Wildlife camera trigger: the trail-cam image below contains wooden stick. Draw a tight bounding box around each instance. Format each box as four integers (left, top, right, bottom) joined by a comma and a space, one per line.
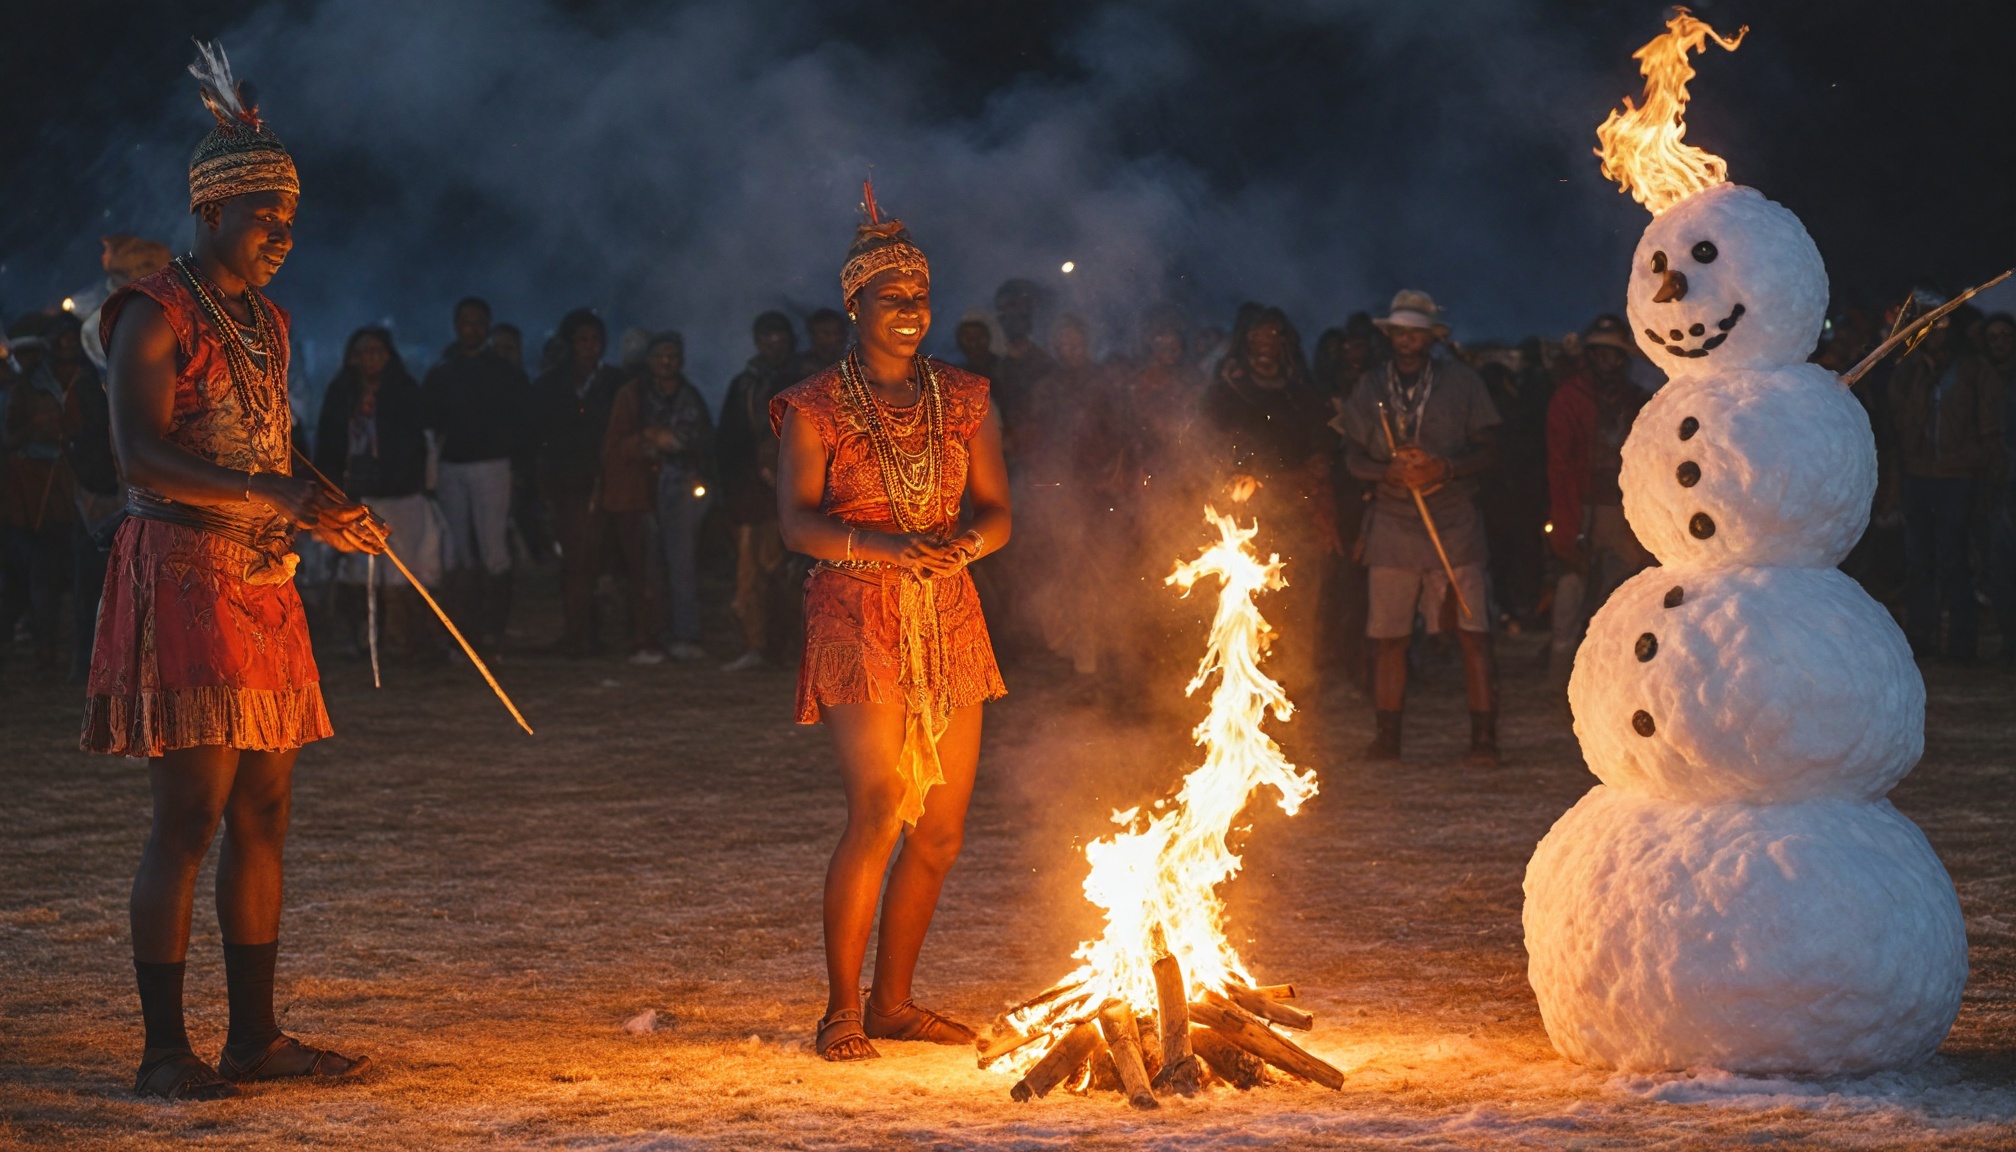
291, 451, 533, 735
1190, 999, 1344, 1090
1250, 984, 1299, 1000
1190, 1027, 1269, 1090
1010, 1020, 1101, 1102
1377, 402, 1473, 621
1842, 269, 2013, 388
1098, 1003, 1158, 1110
1151, 949, 1192, 1072
1221, 985, 1314, 1032
976, 1026, 1040, 1069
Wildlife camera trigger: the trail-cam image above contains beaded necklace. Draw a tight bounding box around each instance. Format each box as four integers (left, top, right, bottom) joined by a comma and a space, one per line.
838, 348, 945, 533
173, 256, 288, 457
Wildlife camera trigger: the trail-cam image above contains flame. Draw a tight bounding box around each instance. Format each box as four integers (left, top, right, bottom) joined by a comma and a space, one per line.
994, 506, 1319, 1071
1595, 9, 1746, 216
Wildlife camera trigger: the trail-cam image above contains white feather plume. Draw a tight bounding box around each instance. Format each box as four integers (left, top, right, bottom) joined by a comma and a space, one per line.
188, 39, 251, 126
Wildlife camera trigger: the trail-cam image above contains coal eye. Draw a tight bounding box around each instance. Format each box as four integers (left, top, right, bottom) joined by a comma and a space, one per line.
1692, 241, 1718, 264
1651, 250, 1668, 274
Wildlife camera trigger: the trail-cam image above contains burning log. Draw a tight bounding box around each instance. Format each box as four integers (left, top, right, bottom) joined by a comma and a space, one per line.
1190, 1026, 1270, 1090
1220, 985, 1315, 1032
1148, 940, 1206, 1097
1098, 1004, 1159, 1110
1189, 999, 1345, 1090
1250, 983, 1298, 1000
1010, 1020, 1102, 1103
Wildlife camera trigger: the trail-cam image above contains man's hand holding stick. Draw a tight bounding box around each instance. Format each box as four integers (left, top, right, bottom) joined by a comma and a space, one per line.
1376, 401, 1473, 622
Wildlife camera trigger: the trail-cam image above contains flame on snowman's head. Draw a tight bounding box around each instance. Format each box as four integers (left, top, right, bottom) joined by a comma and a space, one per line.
1596, 10, 1747, 216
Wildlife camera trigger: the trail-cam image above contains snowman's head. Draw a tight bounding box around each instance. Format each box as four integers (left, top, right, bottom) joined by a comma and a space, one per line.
1627, 183, 1827, 378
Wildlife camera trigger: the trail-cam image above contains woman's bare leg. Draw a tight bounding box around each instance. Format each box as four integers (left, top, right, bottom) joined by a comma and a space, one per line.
819, 702, 909, 1021
870, 704, 982, 1010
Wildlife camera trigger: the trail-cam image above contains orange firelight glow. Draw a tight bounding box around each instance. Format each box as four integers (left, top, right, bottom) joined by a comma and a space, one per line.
993, 506, 1318, 1073
1594, 9, 1747, 216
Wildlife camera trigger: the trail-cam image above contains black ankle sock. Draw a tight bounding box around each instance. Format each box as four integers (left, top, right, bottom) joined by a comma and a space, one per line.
222, 941, 282, 1054
134, 960, 191, 1054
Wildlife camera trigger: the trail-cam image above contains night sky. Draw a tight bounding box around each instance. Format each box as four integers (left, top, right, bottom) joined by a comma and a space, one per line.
3, 0, 2013, 393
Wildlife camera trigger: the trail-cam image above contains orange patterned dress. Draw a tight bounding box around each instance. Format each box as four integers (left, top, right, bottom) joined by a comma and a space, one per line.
81, 265, 330, 757
770, 357, 1005, 824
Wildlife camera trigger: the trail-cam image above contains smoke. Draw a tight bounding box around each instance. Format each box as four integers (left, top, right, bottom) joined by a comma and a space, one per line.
0, 0, 1659, 401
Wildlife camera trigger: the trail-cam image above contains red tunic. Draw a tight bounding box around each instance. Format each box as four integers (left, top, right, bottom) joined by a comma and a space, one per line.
771, 360, 1005, 822
80, 266, 330, 757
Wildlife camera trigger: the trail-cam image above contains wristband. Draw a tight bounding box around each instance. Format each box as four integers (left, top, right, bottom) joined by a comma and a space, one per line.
243, 470, 254, 503
845, 527, 856, 562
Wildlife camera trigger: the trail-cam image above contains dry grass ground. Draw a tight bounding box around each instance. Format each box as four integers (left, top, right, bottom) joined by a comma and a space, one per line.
2, 576, 2013, 1150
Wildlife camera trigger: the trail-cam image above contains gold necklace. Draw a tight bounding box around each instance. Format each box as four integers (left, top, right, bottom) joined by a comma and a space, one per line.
841, 349, 944, 533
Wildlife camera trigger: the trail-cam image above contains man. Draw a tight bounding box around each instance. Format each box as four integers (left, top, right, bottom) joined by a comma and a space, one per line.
1335, 291, 1501, 765
4, 315, 84, 675
796, 307, 847, 379
1981, 313, 2016, 664
532, 308, 627, 656
991, 278, 1055, 441
955, 316, 997, 381
1202, 304, 1338, 704
716, 311, 799, 670
1888, 310, 2003, 662
423, 296, 531, 655
88, 43, 379, 1101
1544, 318, 1652, 691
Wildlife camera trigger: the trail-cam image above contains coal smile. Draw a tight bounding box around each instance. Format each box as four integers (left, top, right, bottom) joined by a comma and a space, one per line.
1645, 302, 1744, 359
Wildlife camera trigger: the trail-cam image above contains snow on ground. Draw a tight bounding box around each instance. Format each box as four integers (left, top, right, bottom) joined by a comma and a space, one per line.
1, 584, 2011, 1150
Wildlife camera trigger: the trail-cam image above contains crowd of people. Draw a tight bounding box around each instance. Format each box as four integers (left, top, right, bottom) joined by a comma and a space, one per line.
6, 244, 2015, 752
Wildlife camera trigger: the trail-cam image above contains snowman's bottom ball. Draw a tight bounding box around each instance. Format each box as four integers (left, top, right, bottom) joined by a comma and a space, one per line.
1522, 786, 1966, 1075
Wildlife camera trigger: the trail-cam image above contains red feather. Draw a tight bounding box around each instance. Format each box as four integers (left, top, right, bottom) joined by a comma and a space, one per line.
862, 180, 881, 225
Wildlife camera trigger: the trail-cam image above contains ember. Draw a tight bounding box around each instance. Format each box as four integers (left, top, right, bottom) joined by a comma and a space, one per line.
980, 504, 1341, 1105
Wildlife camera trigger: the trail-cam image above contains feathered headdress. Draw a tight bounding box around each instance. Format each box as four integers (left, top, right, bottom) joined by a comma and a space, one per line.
840, 180, 929, 305
186, 39, 299, 212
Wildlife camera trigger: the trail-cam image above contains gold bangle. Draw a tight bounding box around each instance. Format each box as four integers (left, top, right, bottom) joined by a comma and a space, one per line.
243, 470, 254, 503
845, 527, 856, 562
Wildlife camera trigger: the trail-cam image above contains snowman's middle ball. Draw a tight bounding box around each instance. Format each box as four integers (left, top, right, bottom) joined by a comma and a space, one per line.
1628, 183, 1826, 378
1570, 565, 1922, 804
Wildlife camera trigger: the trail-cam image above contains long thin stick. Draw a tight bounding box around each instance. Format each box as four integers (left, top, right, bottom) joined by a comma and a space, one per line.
1377, 402, 1473, 621
291, 451, 533, 735
1842, 269, 2012, 388
366, 553, 381, 688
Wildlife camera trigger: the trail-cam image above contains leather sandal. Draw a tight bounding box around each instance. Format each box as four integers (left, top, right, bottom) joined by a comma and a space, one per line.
863, 997, 977, 1046
217, 1035, 370, 1083
135, 1049, 241, 1101
816, 1009, 880, 1062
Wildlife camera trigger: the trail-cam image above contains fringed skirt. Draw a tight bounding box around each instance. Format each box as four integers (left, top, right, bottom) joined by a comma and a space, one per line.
81, 518, 331, 757
797, 565, 1005, 725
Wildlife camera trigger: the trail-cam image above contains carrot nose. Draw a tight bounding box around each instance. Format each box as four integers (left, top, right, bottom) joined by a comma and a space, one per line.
1653, 268, 1689, 303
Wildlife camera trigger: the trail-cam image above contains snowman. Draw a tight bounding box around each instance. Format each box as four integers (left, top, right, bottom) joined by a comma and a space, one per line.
1521, 14, 1968, 1074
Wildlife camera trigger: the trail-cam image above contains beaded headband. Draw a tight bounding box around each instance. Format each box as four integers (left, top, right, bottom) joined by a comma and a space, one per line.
186, 41, 299, 211
840, 181, 929, 306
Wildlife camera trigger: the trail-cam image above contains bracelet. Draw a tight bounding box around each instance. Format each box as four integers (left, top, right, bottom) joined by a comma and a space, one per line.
844, 527, 856, 562
243, 470, 254, 503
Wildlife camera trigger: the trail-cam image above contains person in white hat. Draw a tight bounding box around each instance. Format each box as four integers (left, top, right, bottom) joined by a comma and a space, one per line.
1333, 290, 1503, 765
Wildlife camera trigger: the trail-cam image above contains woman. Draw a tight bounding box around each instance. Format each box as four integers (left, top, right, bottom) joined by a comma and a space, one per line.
601, 330, 714, 663
312, 327, 441, 661
771, 200, 1011, 1061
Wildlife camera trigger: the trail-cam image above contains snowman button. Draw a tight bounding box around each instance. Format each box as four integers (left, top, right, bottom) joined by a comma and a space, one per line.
1689, 512, 1716, 539
1632, 710, 1656, 737
1679, 416, 1699, 440
1676, 461, 1701, 487
1668, 328, 1685, 341
1635, 633, 1657, 661
1689, 323, 1706, 337
1663, 586, 1684, 608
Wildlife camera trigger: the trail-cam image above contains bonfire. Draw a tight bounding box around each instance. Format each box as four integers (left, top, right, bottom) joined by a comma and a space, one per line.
978, 504, 1343, 1107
